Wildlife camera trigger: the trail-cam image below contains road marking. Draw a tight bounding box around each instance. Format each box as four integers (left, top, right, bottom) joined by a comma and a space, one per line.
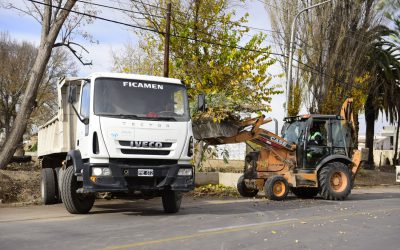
98, 206, 400, 250
198, 218, 299, 233
0, 215, 84, 223
98, 219, 297, 250
202, 199, 258, 205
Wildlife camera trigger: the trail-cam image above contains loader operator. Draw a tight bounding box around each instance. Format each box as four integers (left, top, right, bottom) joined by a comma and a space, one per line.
308, 128, 323, 145
307, 124, 326, 165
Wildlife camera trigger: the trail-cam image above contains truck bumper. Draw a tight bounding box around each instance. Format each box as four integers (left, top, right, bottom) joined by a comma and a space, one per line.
77, 163, 194, 194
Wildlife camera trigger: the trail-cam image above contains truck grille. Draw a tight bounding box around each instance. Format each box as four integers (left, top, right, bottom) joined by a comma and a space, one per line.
110, 158, 177, 166
121, 149, 170, 155
119, 141, 173, 148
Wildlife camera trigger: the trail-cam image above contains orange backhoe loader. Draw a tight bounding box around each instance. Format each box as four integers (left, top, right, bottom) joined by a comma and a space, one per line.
197, 98, 367, 201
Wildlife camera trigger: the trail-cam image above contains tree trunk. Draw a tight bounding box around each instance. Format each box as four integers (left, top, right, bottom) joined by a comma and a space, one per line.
0, 0, 77, 169
194, 141, 205, 171
364, 95, 375, 169
393, 111, 400, 167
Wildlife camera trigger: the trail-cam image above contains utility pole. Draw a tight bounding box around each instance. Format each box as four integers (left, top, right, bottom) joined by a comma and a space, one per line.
286, 0, 332, 116
163, 2, 172, 77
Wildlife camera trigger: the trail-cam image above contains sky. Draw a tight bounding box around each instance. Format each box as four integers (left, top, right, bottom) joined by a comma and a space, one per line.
0, 0, 391, 135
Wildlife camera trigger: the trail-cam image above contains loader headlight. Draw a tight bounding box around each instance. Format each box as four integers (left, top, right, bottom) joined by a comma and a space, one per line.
92, 167, 111, 176
178, 168, 193, 176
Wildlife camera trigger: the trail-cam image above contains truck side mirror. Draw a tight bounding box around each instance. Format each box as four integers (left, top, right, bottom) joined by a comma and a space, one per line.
82, 117, 89, 125
68, 85, 77, 104
197, 93, 206, 112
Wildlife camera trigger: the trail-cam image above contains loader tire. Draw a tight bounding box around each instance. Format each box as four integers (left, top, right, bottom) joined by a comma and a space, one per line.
237, 175, 258, 197
264, 175, 289, 201
162, 190, 182, 213
291, 187, 319, 198
41, 168, 58, 205
61, 166, 95, 214
318, 162, 351, 200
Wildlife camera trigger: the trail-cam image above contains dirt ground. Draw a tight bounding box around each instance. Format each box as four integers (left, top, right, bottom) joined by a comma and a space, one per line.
0, 162, 41, 204
0, 160, 398, 204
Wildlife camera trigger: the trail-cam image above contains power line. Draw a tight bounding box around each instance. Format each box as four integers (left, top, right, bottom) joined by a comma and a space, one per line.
77, 0, 164, 19
128, 0, 168, 11
29, 0, 351, 86
27, 0, 160, 33
126, 0, 288, 35
253, 0, 288, 13
28, 0, 279, 54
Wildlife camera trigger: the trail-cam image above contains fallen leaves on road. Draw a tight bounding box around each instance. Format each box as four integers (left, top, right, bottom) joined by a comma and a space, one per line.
191, 184, 240, 198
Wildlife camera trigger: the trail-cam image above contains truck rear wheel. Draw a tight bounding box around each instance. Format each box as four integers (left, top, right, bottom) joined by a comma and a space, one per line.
264, 175, 289, 201
237, 175, 258, 197
318, 162, 351, 200
61, 166, 95, 214
162, 190, 182, 213
291, 187, 319, 198
41, 168, 58, 204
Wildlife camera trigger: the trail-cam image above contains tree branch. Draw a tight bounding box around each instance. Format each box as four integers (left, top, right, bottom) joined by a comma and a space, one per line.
53, 41, 92, 65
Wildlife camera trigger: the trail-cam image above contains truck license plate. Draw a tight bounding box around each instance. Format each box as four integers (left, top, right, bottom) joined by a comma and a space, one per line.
138, 169, 153, 177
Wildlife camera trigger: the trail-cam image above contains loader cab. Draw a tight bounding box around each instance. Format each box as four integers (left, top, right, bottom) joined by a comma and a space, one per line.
282, 115, 353, 170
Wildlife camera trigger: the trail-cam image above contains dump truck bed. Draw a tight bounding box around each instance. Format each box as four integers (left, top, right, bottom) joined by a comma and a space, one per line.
37, 78, 81, 157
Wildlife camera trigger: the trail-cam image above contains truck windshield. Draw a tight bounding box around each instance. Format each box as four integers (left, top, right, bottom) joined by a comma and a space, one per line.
281, 121, 306, 143
94, 77, 190, 121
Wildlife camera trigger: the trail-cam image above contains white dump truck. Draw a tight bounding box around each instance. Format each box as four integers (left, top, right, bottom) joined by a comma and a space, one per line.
38, 72, 194, 214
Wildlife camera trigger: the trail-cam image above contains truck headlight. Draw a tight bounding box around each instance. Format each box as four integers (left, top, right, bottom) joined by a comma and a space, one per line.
187, 136, 194, 157
178, 168, 192, 176
92, 167, 111, 176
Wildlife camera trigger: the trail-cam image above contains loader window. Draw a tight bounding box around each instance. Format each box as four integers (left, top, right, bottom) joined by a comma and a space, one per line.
282, 121, 305, 144
331, 120, 351, 156
306, 120, 330, 168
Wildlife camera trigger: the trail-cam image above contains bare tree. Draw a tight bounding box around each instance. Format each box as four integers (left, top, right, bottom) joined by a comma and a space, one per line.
0, 0, 81, 168
0, 32, 77, 143
265, 0, 382, 114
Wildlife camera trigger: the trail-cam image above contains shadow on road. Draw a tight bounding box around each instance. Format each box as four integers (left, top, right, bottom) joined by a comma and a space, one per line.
348, 192, 400, 201
90, 191, 400, 216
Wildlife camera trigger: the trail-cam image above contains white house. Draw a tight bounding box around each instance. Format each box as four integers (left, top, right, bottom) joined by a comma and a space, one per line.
359, 125, 400, 166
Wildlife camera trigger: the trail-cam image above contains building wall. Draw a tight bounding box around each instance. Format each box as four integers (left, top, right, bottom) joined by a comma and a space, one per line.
217, 143, 246, 160
373, 150, 396, 166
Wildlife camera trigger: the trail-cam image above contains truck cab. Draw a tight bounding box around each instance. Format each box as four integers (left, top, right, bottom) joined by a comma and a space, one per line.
38, 73, 194, 214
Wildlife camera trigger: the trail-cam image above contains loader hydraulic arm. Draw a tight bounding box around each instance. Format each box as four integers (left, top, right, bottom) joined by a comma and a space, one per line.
340, 97, 355, 132
340, 98, 368, 182
203, 115, 296, 152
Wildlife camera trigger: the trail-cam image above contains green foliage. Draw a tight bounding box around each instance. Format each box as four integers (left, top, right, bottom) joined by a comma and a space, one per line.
198, 145, 230, 172
115, 0, 281, 121
27, 143, 37, 152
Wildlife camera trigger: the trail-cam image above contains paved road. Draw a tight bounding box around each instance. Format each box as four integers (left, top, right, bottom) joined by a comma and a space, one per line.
0, 186, 399, 250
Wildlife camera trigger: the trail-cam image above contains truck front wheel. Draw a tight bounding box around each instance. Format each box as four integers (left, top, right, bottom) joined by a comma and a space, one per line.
61, 166, 95, 214
162, 190, 182, 213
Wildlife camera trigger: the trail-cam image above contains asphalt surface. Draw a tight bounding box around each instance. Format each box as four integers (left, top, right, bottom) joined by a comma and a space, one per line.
0, 186, 399, 250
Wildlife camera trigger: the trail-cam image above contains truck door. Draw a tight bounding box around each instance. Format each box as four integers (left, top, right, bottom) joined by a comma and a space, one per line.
76, 80, 91, 159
